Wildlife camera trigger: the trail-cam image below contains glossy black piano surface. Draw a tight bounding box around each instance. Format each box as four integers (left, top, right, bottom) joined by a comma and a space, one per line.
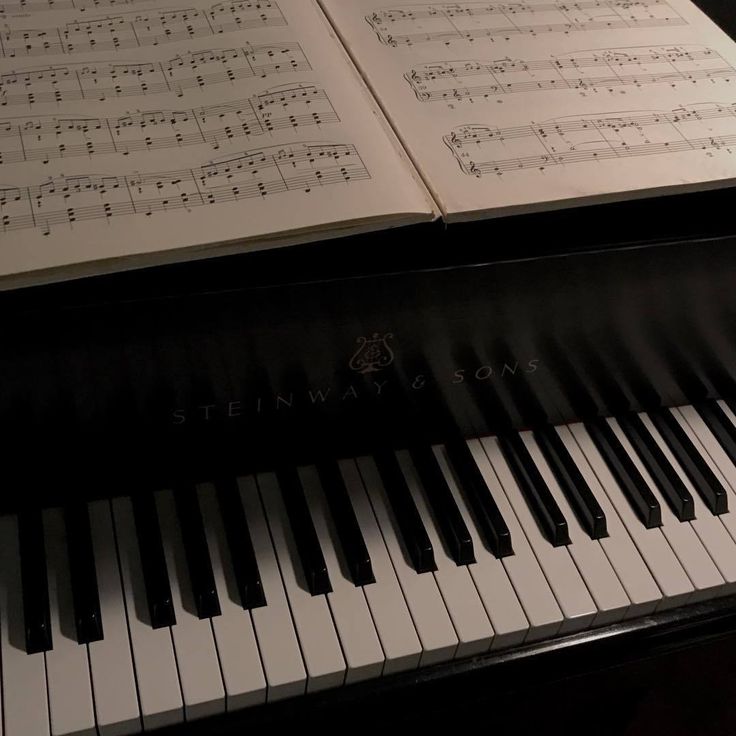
2, 1, 736, 734
5, 194, 736, 510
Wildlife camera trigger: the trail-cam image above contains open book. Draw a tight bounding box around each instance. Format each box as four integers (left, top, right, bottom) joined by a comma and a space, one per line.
1, 0, 735, 288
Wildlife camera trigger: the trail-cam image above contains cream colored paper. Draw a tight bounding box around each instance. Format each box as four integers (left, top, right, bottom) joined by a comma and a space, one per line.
320, 0, 736, 220
0, 0, 435, 286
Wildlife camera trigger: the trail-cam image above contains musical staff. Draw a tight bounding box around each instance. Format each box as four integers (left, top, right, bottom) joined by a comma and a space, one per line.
0, 142, 370, 234
444, 102, 736, 175
0, 84, 338, 164
0, 0, 148, 14
0, 44, 310, 108
0, 0, 286, 58
366, 1, 687, 47
406, 46, 736, 102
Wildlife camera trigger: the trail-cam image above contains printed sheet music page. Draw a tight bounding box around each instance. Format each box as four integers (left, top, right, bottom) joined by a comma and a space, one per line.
319, 0, 736, 220
0, 0, 435, 287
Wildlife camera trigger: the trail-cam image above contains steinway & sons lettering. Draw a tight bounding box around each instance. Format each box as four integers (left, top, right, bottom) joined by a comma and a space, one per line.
170, 358, 541, 425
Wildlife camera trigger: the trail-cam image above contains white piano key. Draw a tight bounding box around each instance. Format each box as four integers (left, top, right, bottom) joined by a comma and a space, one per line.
556, 425, 661, 617
339, 459, 422, 673
237, 476, 306, 701
468, 439, 563, 642
257, 472, 346, 692
156, 489, 225, 720
111, 497, 184, 731
356, 456, 459, 665
483, 435, 597, 634
433, 445, 529, 648
637, 412, 736, 594
43, 508, 96, 736
520, 433, 630, 626
397, 450, 494, 656
298, 466, 385, 683
568, 423, 693, 611
718, 400, 736, 428
87, 500, 141, 736
197, 483, 267, 708
717, 400, 736, 424
673, 405, 736, 548
0, 515, 50, 736
608, 418, 724, 602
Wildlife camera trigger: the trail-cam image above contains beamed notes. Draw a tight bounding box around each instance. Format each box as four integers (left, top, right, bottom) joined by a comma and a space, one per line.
2, 0, 736, 286
0, 84, 339, 163
0, 0, 435, 287
444, 102, 736, 175
365, 1, 688, 47
0, 45, 312, 107
321, 0, 736, 219
0, 1, 288, 58
1, 0, 155, 13
1, 143, 370, 234
404, 46, 735, 102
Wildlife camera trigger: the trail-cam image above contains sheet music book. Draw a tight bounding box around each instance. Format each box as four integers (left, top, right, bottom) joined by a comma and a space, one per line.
2, 0, 736, 287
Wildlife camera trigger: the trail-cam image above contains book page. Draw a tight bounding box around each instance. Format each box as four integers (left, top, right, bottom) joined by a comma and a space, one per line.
320, 0, 736, 220
0, 0, 436, 287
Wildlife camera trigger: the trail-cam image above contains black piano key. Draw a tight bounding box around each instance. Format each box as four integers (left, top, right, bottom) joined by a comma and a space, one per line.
215, 477, 266, 609
498, 434, 571, 547
648, 409, 728, 516
696, 401, 736, 470
316, 460, 375, 586
131, 492, 176, 629
534, 426, 608, 539
276, 465, 332, 595
586, 419, 662, 528
64, 503, 104, 643
409, 444, 475, 565
18, 510, 53, 654
373, 448, 436, 574
174, 484, 221, 619
616, 413, 696, 522
444, 438, 513, 558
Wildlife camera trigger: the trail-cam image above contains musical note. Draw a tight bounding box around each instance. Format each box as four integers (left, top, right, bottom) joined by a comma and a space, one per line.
0, 142, 371, 234
443, 102, 736, 175
406, 46, 735, 102
0, 0, 287, 58
0, 84, 339, 164
366, 1, 687, 47
0, 43, 310, 108
0, 0, 149, 14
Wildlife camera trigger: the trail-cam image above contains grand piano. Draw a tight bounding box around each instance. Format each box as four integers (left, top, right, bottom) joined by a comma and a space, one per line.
2, 2, 736, 732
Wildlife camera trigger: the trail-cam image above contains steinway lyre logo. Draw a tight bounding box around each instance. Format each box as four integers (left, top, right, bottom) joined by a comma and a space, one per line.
349, 333, 395, 374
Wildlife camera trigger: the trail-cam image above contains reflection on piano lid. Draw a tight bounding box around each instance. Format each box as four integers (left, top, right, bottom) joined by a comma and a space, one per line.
2, 200, 736, 512
4, 402, 736, 734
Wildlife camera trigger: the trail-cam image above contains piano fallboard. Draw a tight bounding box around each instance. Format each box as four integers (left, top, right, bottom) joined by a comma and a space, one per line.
3, 219, 736, 511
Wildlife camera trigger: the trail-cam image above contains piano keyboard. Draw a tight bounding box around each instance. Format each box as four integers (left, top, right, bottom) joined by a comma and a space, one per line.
5, 401, 736, 735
